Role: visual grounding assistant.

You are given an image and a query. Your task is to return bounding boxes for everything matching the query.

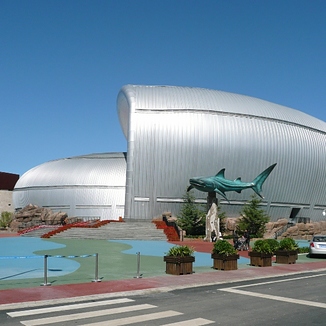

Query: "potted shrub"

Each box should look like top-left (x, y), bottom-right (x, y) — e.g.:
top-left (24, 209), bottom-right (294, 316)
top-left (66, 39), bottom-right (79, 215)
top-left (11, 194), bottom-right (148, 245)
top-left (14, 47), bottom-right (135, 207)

top-left (164, 245), bottom-right (195, 275)
top-left (265, 238), bottom-right (280, 254)
top-left (275, 238), bottom-right (299, 264)
top-left (211, 240), bottom-right (239, 270)
top-left (249, 239), bottom-right (273, 267)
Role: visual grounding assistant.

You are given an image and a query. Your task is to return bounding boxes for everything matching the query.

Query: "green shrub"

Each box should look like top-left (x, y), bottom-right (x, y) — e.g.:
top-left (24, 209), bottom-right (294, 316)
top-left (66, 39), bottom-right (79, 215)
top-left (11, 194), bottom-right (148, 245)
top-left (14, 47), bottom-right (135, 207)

top-left (166, 245), bottom-right (194, 257)
top-left (177, 190), bottom-right (206, 236)
top-left (238, 195), bottom-right (270, 238)
top-left (278, 238), bottom-right (299, 251)
top-left (298, 247), bottom-right (309, 253)
top-left (252, 239), bottom-right (273, 254)
top-left (265, 239), bottom-right (280, 254)
top-left (212, 240), bottom-right (237, 256)
top-left (0, 211), bottom-right (13, 228)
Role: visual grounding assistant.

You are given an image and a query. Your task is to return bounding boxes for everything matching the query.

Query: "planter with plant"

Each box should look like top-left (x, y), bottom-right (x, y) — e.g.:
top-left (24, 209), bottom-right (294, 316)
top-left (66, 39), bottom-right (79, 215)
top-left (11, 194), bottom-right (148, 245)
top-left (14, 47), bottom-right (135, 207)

top-left (275, 238), bottom-right (299, 264)
top-left (164, 245), bottom-right (195, 275)
top-left (211, 240), bottom-right (239, 270)
top-left (249, 239), bottom-right (273, 267)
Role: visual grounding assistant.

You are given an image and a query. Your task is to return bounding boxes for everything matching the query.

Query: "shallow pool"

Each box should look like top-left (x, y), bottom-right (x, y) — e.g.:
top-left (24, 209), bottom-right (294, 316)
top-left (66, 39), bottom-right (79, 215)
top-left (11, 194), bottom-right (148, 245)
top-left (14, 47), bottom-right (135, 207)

top-left (0, 238), bottom-right (80, 280)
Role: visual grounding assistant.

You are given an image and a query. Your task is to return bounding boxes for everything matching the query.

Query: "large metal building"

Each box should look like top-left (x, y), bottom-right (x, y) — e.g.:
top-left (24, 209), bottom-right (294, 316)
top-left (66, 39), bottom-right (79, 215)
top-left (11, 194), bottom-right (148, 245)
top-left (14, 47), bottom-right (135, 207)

top-left (13, 153), bottom-right (126, 220)
top-left (118, 85), bottom-right (326, 222)
top-left (13, 85), bottom-right (326, 222)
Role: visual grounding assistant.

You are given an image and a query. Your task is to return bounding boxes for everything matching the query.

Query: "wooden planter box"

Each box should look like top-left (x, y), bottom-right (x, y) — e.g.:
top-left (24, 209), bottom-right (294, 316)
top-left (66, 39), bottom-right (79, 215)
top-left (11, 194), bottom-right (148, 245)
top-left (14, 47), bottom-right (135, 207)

top-left (164, 256), bottom-right (195, 275)
top-left (249, 251), bottom-right (273, 267)
top-left (275, 250), bottom-right (298, 264)
top-left (211, 254), bottom-right (239, 270)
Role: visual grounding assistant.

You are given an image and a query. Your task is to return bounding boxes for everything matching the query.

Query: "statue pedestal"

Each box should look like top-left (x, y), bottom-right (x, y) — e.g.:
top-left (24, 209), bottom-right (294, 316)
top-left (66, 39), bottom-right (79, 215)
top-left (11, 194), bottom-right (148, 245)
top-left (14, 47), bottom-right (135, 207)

top-left (205, 192), bottom-right (220, 242)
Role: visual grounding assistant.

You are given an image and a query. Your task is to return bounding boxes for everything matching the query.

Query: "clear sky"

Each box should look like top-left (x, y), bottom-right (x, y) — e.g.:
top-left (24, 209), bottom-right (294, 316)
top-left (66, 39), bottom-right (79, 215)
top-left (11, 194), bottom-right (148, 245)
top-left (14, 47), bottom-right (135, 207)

top-left (1, 0), bottom-right (325, 175)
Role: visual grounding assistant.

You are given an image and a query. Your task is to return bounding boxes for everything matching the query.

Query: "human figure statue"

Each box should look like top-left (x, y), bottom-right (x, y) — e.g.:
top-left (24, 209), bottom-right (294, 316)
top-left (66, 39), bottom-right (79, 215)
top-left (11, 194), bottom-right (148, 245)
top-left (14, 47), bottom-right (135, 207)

top-left (205, 193), bottom-right (219, 242)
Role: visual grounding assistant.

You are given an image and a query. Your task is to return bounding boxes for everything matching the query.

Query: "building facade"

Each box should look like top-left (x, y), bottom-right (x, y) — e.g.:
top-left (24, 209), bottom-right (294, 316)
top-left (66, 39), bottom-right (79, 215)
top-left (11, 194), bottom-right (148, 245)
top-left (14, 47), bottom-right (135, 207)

top-left (13, 85), bottom-right (326, 222)
top-left (117, 85), bottom-right (326, 222)
top-left (13, 153), bottom-right (126, 220)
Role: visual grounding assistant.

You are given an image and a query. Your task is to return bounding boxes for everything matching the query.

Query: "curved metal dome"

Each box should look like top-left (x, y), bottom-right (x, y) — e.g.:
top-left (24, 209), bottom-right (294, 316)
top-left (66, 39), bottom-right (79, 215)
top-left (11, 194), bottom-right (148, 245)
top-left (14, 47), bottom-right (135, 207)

top-left (118, 85), bottom-right (326, 222)
top-left (13, 153), bottom-right (126, 220)
top-left (13, 85), bottom-right (326, 223)
top-left (117, 85), bottom-right (326, 138)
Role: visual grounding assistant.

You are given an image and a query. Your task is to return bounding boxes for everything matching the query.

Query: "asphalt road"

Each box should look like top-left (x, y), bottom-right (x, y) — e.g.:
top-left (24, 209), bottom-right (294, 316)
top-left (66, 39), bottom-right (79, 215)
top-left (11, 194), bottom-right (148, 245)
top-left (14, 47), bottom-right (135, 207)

top-left (1, 271), bottom-right (326, 325)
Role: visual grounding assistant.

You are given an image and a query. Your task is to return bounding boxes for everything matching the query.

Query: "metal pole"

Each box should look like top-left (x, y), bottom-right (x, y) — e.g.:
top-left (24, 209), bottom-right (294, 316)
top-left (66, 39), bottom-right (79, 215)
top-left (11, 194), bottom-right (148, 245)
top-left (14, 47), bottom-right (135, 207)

top-left (92, 253), bottom-right (101, 282)
top-left (41, 255), bottom-right (51, 286)
top-left (134, 252), bottom-right (142, 278)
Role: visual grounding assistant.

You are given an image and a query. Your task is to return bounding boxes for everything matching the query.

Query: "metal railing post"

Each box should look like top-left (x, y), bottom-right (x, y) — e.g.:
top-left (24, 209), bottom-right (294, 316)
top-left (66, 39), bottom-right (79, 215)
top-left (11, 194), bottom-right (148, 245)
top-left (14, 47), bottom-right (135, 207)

top-left (134, 252), bottom-right (142, 278)
top-left (41, 255), bottom-right (51, 286)
top-left (92, 253), bottom-right (101, 282)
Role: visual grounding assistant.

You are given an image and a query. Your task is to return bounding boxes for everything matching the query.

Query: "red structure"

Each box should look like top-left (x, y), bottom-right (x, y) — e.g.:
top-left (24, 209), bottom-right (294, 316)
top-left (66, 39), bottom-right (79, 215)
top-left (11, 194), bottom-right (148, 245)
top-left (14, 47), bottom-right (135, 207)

top-left (0, 172), bottom-right (19, 191)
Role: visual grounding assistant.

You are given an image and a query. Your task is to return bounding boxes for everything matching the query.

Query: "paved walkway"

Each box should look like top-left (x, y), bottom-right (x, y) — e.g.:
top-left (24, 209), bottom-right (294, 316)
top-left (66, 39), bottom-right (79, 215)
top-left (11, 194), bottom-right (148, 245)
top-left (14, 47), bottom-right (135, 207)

top-left (1, 232), bottom-right (326, 308)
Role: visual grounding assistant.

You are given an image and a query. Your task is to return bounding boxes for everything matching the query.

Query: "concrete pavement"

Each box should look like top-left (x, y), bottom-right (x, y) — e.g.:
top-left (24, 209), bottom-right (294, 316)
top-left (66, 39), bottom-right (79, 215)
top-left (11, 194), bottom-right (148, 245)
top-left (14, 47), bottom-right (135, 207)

top-left (1, 232), bottom-right (326, 309)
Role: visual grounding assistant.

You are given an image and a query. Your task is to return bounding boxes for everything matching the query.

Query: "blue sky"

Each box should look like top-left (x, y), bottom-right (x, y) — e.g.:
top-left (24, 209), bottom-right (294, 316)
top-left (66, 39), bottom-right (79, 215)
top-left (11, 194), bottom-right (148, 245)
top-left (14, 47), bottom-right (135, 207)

top-left (1, 0), bottom-right (325, 175)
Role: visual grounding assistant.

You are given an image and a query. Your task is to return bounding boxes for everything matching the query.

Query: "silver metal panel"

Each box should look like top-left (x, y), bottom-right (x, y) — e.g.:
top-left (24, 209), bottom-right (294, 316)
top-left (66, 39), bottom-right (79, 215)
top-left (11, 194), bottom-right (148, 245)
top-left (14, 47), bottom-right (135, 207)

top-left (118, 85), bottom-right (326, 222)
top-left (13, 85), bottom-right (326, 223)
top-left (13, 153), bottom-right (127, 220)
top-left (119, 85), bottom-right (326, 133)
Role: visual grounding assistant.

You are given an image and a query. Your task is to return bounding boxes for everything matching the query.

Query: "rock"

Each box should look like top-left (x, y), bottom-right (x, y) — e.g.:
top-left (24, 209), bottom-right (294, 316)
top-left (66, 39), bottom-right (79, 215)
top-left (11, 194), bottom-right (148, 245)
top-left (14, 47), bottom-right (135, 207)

top-left (9, 204), bottom-right (68, 232)
top-left (224, 217), bottom-right (326, 240)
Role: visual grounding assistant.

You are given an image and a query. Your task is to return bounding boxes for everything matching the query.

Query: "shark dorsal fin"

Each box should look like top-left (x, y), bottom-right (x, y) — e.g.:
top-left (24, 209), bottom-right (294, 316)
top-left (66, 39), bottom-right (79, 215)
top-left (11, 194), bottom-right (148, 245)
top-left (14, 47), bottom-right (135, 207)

top-left (216, 168), bottom-right (225, 178)
top-left (235, 177), bottom-right (241, 181)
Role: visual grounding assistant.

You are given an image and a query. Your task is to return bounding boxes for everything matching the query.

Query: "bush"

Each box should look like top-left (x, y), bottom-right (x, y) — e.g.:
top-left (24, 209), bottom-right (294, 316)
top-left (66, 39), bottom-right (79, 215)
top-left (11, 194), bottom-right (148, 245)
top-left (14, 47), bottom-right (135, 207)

top-left (298, 247), bottom-right (309, 253)
top-left (278, 238), bottom-right (299, 251)
top-left (166, 245), bottom-right (194, 257)
top-left (177, 190), bottom-right (206, 236)
top-left (0, 211), bottom-right (13, 228)
top-left (252, 239), bottom-right (273, 254)
top-left (238, 195), bottom-right (270, 238)
top-left (212, 240), bottom-right (237, 256)
top-left (265, 239), bottom-right (280, 254)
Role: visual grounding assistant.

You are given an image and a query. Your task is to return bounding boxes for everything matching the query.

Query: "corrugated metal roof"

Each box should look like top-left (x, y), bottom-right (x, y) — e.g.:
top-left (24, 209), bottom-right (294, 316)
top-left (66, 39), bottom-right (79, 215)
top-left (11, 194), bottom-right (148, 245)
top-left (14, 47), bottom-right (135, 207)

top-left (118, 85), bottom-right (326, 222)
top-left (118, 85), bottom-right (326, 134)
top-left (14, 153), bottom-right (127, 188)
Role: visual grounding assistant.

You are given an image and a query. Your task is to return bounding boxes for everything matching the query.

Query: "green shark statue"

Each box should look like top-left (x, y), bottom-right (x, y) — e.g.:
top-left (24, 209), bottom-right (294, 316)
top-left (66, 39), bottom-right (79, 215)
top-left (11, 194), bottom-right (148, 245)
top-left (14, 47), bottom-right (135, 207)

top-left (187, 163), bottom-right (277, 201)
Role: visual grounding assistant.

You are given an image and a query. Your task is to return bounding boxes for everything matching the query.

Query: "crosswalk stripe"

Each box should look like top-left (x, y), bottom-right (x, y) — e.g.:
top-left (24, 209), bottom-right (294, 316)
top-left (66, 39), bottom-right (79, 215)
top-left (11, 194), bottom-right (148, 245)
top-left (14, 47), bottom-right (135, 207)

top-left (20, 304), bottom-right (156, 326)
top-left (162, 317), bottom-right (215, 325)
top-left (220, 288), bottom-right (326, 309)
top-left (80, 310), bottom-right (183, 326)
top-left (8, 298), bottom-right (134, 317)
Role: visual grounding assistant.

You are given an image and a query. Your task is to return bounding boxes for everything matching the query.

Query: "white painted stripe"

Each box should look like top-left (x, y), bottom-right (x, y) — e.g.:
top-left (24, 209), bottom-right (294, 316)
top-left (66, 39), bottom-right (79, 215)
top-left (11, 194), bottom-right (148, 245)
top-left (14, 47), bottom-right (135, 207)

top-left (8, 298), bottom-right (134, 317)
top-left (220, 288), bottom-right (326, 309)
top-left (231, 273), bottom-right (326, 289)
top-left (20, 304), bottom-right (156, 326)
top-left (162, 317), bottom-right (215, 325)
top-left (80, 310), bottom-right (183, 326)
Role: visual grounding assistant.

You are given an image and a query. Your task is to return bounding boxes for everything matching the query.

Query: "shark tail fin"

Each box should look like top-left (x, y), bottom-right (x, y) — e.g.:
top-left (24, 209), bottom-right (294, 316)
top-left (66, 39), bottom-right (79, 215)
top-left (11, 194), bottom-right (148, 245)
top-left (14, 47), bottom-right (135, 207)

top-left (251, 163), bottom-right (277, 198)
top-left (187, 185), bottom-right (194, 192)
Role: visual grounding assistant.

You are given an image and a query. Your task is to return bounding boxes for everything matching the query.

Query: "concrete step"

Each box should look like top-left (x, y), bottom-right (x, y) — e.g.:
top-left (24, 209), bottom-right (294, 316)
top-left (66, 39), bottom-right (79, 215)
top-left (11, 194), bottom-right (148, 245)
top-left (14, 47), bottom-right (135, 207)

top-left (19, 221), bottom-right (169, 241)
top-left (21, 226), bottom-right (59, 237)
top-left (51, 221), bottom-right (168, 240)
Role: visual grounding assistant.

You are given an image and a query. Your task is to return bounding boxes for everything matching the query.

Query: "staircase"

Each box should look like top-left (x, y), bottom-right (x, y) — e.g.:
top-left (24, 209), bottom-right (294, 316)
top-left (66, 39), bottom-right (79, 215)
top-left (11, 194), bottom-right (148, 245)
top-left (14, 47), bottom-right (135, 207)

top-left (20, 226), bottom-right (59, 238)
top-left (22, 220), bottom-right (168, 241)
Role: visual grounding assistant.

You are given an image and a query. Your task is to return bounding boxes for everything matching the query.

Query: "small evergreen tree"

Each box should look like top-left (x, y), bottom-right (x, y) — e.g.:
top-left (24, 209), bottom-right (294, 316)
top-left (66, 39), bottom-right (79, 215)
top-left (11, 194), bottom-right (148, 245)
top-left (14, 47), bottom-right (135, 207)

top-left (177, 190), bottom-right (206, 236)
top-left (0, 211), bottom-right (13, 228)
top-left (238, 195), bottom-right (270, 238)
top-left (217, 205), bottom-right (227, 235)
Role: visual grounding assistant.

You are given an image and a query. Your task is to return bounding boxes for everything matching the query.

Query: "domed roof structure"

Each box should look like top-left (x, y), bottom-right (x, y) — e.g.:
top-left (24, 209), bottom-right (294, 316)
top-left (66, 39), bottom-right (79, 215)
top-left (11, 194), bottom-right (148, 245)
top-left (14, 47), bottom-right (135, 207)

top-left (118, 85), bottom-right (326, 222)
top-left (13, 85), bottom-right (326, 223)
top-left (13, 153), bottom-right (126, 220)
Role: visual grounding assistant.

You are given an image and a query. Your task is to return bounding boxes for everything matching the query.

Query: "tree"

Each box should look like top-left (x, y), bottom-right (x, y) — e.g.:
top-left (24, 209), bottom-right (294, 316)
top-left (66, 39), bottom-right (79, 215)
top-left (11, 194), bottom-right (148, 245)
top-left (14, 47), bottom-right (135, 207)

top-left (217, 205), bottom-right (227, 235)
top-left (238, 195), bottom-right (270, 238)
top-left (177, 190), bottom-right (206, 236)
top-left (0, 211), bottom-right (13, 228)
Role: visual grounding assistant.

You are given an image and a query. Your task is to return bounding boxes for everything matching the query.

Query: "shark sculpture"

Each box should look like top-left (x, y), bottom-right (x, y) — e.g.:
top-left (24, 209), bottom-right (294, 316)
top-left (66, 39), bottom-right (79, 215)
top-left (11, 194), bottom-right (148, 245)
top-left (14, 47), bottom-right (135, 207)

top-left (187, 163), bottom-right (277, 201)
